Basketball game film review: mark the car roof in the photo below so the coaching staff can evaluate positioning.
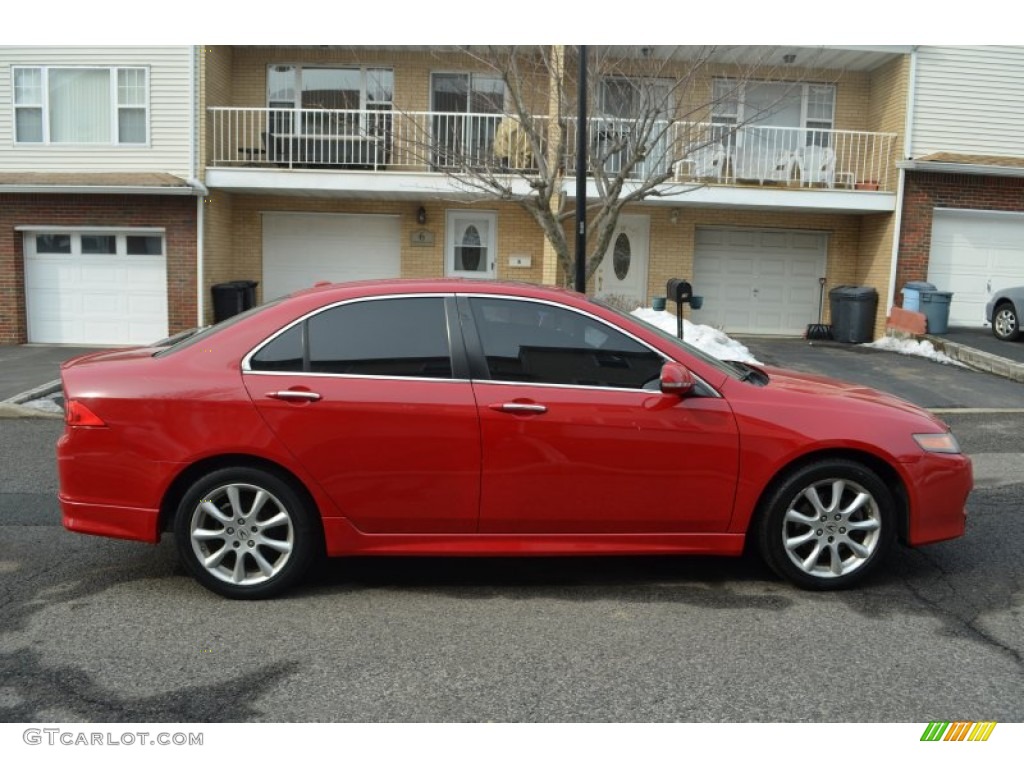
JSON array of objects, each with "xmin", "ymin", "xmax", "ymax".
[{"xmin": 291, "ymin": 277, "xmax": 589, "ymax": 302}]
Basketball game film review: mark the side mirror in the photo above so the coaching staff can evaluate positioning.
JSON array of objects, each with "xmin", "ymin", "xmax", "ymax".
[{"xmin": 659, "ymin": 361, "xmax": 695, "ymax": 396}]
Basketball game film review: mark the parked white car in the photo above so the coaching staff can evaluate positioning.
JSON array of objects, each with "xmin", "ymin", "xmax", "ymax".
[{"xmin": 986, "ymin": 286, "xmax": 1024, "ymax": 341}]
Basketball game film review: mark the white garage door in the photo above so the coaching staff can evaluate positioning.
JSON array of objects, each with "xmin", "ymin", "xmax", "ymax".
[
  {"xmin": 262, "ymin": 212, "xmax": 402, "ymax": 300},
  {"xmin": 692, "ymin": 228, "xmax": 828, "ymax": 335},
  {"xmin": 24, "ymin": 232, "xmax": 168, "ymax": 345},
  {"xmin": 927, "ymin": 209, "xmax": 1024, "ymax": 328}
]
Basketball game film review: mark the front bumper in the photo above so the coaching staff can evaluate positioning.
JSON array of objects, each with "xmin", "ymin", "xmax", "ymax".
[{"xmin": 904, "ymin": 451, "xmax": 973, "ymax": 546}]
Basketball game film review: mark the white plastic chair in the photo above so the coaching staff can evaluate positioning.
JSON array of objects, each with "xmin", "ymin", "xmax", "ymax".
[
  {"xmin": 798, "ymin": 145, "xmax": 836, "ymax": 188},
  {"xmin": 675, "ymin": 142, "xmax": 726, "ymax": 181}
]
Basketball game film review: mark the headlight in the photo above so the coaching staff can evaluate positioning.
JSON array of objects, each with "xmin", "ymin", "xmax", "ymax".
[{"xmin": 913, "ymin": 433, "xmax": 961, "ymax": 454}]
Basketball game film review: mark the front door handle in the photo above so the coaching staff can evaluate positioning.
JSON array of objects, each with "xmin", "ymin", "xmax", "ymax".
[
  {"xmin": 266, "ymin": 390, "xmax": 322, "ymax": 402},
  {"xmin": 489, "ymin": 402, "xmax": 547, "ymax": 414}
]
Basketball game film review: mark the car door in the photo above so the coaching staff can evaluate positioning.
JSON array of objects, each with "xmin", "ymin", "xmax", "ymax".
[
  {"xmin": 461, "ymin": 295, "xmax": 740, "ymax": 534},
  {"xmin": 242, "ymin": 295, "xmax": 480, "ymax": 534}
]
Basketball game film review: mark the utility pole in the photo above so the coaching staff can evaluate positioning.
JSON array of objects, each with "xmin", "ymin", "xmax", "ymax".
[{"xmin": 574, "ymin": 45, "xmax": 587, "ymax": 294}]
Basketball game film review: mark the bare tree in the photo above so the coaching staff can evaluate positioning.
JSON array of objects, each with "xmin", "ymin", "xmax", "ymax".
[{"xmin": 408, "ymin": 45, "xmax": 801, "ymax": 286}]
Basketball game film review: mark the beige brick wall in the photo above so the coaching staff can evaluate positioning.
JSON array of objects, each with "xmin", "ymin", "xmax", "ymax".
[
  {"xmin": 215, "ymin": 46, "xmax": 899, "ymax": 135},
  {"xmin": 210, "ymin": 195, "xmax": 549, "ymax": 304},
  {"xmin": 644, "ymin": 205, "xmax": 895, "ymax": 337}
]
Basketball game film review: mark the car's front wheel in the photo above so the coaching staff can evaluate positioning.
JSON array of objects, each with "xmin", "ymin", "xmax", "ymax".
[
  {"xmin": 992, "ymin": 302, "xmax": 1020, "ymax": 341},
  {"xmin": 758, "ymin": 460, "xmax": 896, "ymax": 590},
  {"xmin": 174, "ymin": 467, "xmax": 319, "ymax": 599}
]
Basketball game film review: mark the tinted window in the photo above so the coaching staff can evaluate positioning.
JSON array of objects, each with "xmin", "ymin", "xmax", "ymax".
[
  {"xmin": 307, "ymin": 298, "xmax": 451, "ymax": 378},
  {"xmin": 469, "ymin": 297, "xmax": 663, "ymax": 389},
  {"xmin": 250, "ymin": 323, "xmax": 304, "ymax": 372}
]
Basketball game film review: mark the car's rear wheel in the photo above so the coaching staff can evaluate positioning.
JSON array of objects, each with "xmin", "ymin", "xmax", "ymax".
[
  {"xmin": 758, "ymin": 460, "xmax": 895, "ymax": 590},
  {"xmin": 174, "ymin": 467, "xmax": 318, "ymax": 599},
  {"xmin": 992, "ymin": 302, "xmax": 1020, "ymax": 341}
]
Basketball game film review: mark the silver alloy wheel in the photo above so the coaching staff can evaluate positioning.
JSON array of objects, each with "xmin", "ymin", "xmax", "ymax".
[
  {"xmin": 993, "ymin": 306, "xmax": 1018, "ymax": 339},
  {"xmin": 189, "ymin": 483, "xmax": 295, "ymax": 586},
  {"xmin": 780, "ymin": 477, "xmax": 882, "ymax": 579}
]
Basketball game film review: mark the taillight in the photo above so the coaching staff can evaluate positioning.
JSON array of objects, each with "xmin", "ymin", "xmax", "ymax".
[{"xmin": 65, "ymin": 400, "xmax": 107, "ymax": 427}]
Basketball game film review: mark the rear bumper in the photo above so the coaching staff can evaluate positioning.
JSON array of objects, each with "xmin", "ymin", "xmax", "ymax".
[
  {"xmin": 60, "ymin": 496, "xmax": 160, "ymax": 544},
  {"xmin": 905, "ymin": 452, "xmax": 973, "ymax": 546}
]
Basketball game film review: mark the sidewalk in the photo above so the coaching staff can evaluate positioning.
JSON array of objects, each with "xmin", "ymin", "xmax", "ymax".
[{"xmin": 0, "ymin": 345, "xmax": 103, "ymax": 418}]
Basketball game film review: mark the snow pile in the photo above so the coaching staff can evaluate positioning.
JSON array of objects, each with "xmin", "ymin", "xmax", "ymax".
[
  {"xmin": 631, "ymin": 308, "xmax": 762, "ymax": 364},
  {"xmin": 864, "ymin": 336, "xmax": 965, "ymax": 366},
  {"xmin": 19, "ymin": 396, "xmax": 64, "ymax": 414}
]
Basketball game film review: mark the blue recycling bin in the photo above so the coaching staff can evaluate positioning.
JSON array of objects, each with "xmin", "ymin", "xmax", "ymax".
[{"xmin": 901, "ymin": 281, "xmax": 936, "ymax": 312}]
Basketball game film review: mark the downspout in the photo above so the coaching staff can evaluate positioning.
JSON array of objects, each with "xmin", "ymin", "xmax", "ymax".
[
  {"xmin": 886, "ymin": 47, "xmax": 918, "ymax": 313},
  {"xmin": 189, "ymin": 45, "xmax": 206, "ymax": 328}
]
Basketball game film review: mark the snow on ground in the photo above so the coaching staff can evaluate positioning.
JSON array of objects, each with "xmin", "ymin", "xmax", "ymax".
[
  {"xmin": 18, "ymin": 396, "xmax": 64, "ymax": 414},
  {"xmin": 864, "ymin": 336, "xmax": 965, "ymax": 366},
  {"xmin": 631, "ymin": 308, "xmax": 762, "ymax": 364}
]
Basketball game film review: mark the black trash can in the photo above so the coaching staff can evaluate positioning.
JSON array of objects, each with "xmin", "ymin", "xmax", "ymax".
[
  {"xmin": 211, "ymin": 280, "xmax": 259, "ymax": 323},
  {"xmin": 829, "ymin": 285, "xmax": 879, "ymax": 343}
]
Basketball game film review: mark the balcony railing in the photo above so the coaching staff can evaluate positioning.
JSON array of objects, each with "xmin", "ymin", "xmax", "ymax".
[{"xmin": 209, "ymin": 107, "xmax": 897, "ymax": 192}]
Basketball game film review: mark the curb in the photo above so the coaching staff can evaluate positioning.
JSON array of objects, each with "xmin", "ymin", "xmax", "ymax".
[
  {"xmin": 0, "ymin": 378, "xmax": 63, "ymax": 420},
  {"xmin": 0, "ymin": 378, "xmax": 61, "ymax": 405},
  {"xmin": 0, "ymin": 402, "xmax": 63, "ymax": 420},
  {"xmin": 922, "ymin": 335, "xmax": 1024, "ymax": 383}
]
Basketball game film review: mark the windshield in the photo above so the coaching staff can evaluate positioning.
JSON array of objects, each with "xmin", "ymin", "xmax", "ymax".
[
  {"xmin": 154, "ymin": 299, "xmax": 285, "ymax": 357},
  {"xmin": 591, "ymin": 298, "xmax": 748, "ymax": 381}
]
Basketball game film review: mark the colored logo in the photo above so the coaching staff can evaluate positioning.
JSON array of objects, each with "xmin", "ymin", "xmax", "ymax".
[{"xmin": 921, "ymin": 721, "xmax": 997, "ymax": 742}]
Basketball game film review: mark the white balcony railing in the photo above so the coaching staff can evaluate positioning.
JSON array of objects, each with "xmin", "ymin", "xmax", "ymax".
[{"xmin": 208, "ymin": 107, "xmax": 897, "ymax": 192}]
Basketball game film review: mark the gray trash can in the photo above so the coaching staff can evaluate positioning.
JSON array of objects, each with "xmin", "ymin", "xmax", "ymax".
[
  {"xmin": 829, "ymin": 285, "xmax": 879, "ymax": 343},
  {"xmin": 919, "ymin": 290, "xmax": 953, "ymax": 334},
  {"xmin": 901, "ymin": 280, "xmax": 936, "ymax": 312}
]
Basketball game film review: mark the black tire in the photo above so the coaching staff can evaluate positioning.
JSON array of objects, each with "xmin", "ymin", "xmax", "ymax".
[
  {"xmin": 991, "ymin": 301, "xmax": 1020, "ymax": 341},
  {"xmin": 757, "ymin": 459, "xmax": 896, "ymax": 590},
  {"xmin": 174, "ymin": 466, "xmax": 319, "ymax": 599}
]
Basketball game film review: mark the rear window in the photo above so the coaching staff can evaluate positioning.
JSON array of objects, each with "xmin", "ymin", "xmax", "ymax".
[{"xmin": 154, "ymin": 299, "xmax": 284, "ymax": 357}]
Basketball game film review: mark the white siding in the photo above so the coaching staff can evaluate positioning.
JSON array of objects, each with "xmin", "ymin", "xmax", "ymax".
[
  {"xmin": 0, "ymin": 46, "xmax": 193, "ymax": 176},
  {"xmin": 911, "ymin": 46, "xmax": 1024, "ymax": 158}
]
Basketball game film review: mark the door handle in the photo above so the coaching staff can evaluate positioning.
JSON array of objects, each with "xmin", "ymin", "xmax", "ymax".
[
  {"xmin": 489, "ymin": 402, "xmax": 547, "ymax": 414},
  {"xmin": 266, "ymin": 390, "xmax": 322, "ymax": 402}
]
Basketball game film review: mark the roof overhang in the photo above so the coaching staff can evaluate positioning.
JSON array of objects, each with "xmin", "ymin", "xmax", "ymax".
[
  {"xmin": 0, "ymin": 172, "xmax": 200, "ymax": 195},
  {"xmin": 899, "ymin": 154, "xmax": 1024, "ymax": 179}
]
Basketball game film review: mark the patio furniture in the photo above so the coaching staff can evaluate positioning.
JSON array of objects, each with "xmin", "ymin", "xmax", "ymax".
[
  {"xmin": 675, "ymin": 142, "xmax": 726, "ymax": 181},
  {"xmin": 797, "ymin": 145, "xmax": 836, "ymax": 188}
]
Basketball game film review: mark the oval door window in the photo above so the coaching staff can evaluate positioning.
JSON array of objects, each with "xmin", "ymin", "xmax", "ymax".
[
  {"xmin": 457, "ymin": 225, "xmax": 483, "ymax": 271},
  {"xmin": 613, "ymin": 232, "xmax": 631, "ymax": 280}
]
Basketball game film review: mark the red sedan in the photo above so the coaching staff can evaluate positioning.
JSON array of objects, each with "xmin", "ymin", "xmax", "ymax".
[{"xmin": 57, "ymin": 279, "xmax": 972, "ymax": 598}]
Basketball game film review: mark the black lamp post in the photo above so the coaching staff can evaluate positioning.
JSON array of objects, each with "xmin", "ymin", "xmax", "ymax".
[{"xmin": 574, "ymin": 45, "xmax": 587, "ymax": 294}]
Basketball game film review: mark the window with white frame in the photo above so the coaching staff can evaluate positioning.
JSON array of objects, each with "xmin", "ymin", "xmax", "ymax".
[
  {"xmin": 597, "ymin": 77, "xmax": 675, "ymax": 176},
  {"xmin": 712, "ymin": 79, "xmax": 835, "ymax": 147},
  {"xmin": 13, "ymin": 66, "xmax": 149, "ymax": 144},
  {"xmin": 430, "ymin": 73, "xmax": 506, "ymax": 167},
  {"xmin": 446, "ymin": 211, "xmax": 496, "ymax": 278},
  {"xmin": 266, "ymin": 65, "xmax": 393, "ymax": 136}
]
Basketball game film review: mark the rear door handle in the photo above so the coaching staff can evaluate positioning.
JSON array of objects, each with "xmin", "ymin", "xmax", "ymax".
[
  {"xmin": 266, "ymin": 390, "xmax": 322, "ymax": 402},
  {"xmin": 489, "ymin": 402, "xmax": 547, "ymax": 414}
]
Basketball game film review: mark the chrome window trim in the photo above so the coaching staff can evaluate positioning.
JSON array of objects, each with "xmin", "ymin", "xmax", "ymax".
[
  {"xmin": 244, "ymin": 370, "xmax": 471, "ymax": 385},
  {"xmin": 241, "ymin": 293, "xmax": 453, "ymax": 373},
  {"xmin": 458, "ymin": 292, "xmax": 723, "ymax": 398}
]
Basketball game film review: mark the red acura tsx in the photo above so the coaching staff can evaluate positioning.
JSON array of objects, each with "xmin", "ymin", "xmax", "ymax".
[{"xmin": 57, "ymin": 279, "xmax": 972, "ymax": 598}]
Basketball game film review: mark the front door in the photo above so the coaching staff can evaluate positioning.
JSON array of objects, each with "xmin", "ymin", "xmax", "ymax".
[
  {"xmin": 464, "ymin": 295, "xmax": 739, "ymax": 534},
  {"xmin": 596, "ymin": 215, "xmax": 649, "ymax": 311},
  {"xmin": 447, "ymin": 211, "xmax": 497, "ymax": 279}
]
